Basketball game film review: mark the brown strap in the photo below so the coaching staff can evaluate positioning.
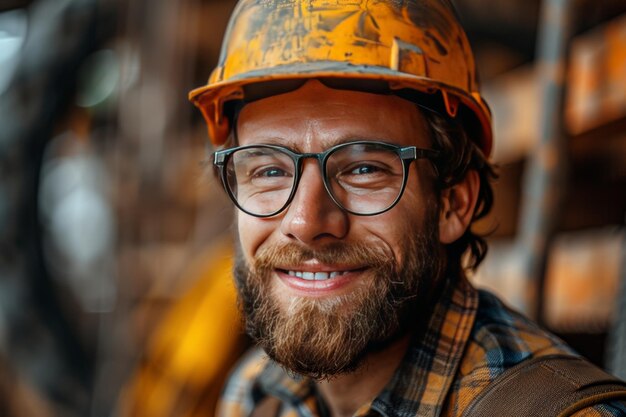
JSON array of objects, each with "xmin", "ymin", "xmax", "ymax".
[
  {"xmin": 250, "ymin": 395, "xmax": 282, "ymax": 417},
  {"xmin": 462, "ymin": 354, "xmax": 626, "ymax": 417}
]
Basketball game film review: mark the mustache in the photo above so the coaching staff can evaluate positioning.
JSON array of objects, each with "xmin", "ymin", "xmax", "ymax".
[{"xmin": 252, "ymin": 241, "xmax": 394, "ymax": 271}]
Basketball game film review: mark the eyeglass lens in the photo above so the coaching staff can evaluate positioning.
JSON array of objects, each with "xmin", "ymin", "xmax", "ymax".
[
  {"xmin": 224, "ymin": 143, "xmax": 405, "ymax": 216},
  {"xmin": 325, "ymin": 143, "xmax": 404, "ymax": 214}
]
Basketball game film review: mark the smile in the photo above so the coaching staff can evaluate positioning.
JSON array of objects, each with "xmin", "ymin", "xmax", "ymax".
[
  {"xmin": 285, "ymin": 270, "xmax": 350, "ymax": 281},
  {"xmin": 276, "ymin": 266, "xmax": 366, "ymax": 295}
]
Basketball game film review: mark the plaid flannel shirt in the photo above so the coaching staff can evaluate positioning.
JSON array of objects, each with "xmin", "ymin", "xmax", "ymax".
[{"xmin": 217, "ymin": 277, "xmax": 626, "ymax": 417}]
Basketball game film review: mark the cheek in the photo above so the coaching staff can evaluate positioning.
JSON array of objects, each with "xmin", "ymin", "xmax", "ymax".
[
  {"xmin": 355, "ymin": 206, "xmax": 420, "ymax": 266},
  {"xmin": 367, "ymin": 178, "xmax": 432, "ymax": 262},
  {"xmin": 402, "ymin": 163, "xmax": 438, "ymax": 224},
  {"xmin": 237, "ymin": 212, "xmax": 275, "ymax": 260}
]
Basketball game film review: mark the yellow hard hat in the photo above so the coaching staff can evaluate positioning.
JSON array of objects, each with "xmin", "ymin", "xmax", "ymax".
[{"xmin": 189, "ymin": 0, "xmax": 493, "ymax": 156}]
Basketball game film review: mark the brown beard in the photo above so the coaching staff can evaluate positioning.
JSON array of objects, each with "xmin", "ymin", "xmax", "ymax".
[{"xmin": 234, "ymin": 216, "xmax": 442, "ymax": 380}]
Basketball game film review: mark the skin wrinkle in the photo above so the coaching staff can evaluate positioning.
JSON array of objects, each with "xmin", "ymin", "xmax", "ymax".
[{"xmin": 237, "ymin": 91, "xmax": 431, "ymax": 155}]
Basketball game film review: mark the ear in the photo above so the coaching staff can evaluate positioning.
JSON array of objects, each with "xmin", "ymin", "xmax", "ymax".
[{"xmin": 439, "ymin": 170, "xmax": 480, "ymax": 244}]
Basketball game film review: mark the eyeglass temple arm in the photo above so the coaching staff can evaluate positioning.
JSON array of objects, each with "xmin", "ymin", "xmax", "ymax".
[
  {"xmin": 403, "ymin": 147, "xmax": 441, "ymax": 178},
  {"xmin": 400, "ymin": 147, "xmax": 440, "ymax": 160}
]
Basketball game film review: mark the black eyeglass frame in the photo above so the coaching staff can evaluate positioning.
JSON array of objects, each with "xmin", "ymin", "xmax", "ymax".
[{"xmin": 213, "ymin": 141, "xmax": 439, "ymax": 218}]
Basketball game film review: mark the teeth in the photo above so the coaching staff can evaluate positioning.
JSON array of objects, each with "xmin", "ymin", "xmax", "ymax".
[
  {"xmin": 287, "ymin": 270, "xmax": 348, "ymax": 280},
  {"xmin": 314, "ymin": 272, "xmax": 328, "ymax": 280}
]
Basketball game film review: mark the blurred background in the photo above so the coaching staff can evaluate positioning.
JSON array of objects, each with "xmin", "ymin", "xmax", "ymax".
[{"xmin": 0, "ymin": 0, "xmax": 624, "ymax": 416}]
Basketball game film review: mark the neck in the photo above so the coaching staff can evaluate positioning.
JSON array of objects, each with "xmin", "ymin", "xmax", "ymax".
[{"xmin": 315, "ymin": 333, "xmax": 411, "ymax": 417}]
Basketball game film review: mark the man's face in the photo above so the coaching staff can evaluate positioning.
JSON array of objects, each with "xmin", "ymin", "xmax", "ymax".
[{"xmin": 233, "ymin": 81, "xmax": 444, "ymax": 379}]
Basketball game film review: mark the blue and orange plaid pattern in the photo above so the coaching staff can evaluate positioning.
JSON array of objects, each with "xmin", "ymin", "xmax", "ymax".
[{"xmin": 217, "ymin": 277, "xmax": 626, "ymax": 417}]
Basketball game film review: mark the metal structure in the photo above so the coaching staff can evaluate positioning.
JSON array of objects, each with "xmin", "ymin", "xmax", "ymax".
[
  {"xmin": 0, "ymin": 1, "xmax": 106, "ymax": 415},
  {"xmin": 516, "ymin": 0, "xmax": 575, "ymax": 319}
]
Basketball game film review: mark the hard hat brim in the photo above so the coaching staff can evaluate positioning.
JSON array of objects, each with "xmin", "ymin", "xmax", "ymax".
[{"xmin": 189, "ymin": 62, "xmax": 492, "ymax": 156}]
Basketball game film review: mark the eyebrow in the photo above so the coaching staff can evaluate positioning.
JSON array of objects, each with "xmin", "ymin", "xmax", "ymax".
[
  {"xmin": 247, "ymin": 136, "xmax": 395, "ymax": 152},
  {"xmin": 249, "ymin": 137, "xmax": 302, "ymax": 151}
]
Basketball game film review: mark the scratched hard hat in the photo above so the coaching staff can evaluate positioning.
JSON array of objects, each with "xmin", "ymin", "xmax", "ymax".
[{"xmin": 189, "ymin": 0, "xmax": 493, "ymax": 156}]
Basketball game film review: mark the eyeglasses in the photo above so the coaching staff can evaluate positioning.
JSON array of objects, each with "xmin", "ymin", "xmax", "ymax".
[{"xmin": 213, "ymin": 141, "xmax": 439, "ymax": 217}]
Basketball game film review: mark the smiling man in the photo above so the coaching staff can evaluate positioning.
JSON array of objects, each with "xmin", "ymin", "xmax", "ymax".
[
  {"xmin": 231, "ymin": 83, "xmax": 446, "ymax": 384},
  {"xmin": 189, "ymin": 1, "xmax": 626, "ymax": 416}
]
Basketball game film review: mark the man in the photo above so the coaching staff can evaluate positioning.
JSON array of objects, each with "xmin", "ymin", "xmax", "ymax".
[{"xmin": 189, "ymin": 1, "xmax": 626, "ymax": 416}]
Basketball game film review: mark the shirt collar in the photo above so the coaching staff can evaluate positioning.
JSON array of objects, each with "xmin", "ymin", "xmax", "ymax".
[
  {"xmin": 370, "ymin": 276, "xmax": 478, "ymax": 417},
  {"xmin": 254, "ymin": 276, "xmax": 479, "ymax": 417}
]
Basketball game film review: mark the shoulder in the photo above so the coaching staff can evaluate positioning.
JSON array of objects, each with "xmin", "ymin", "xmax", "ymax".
[
  {"xmin": 463, "ymin": 289, "xmax": 574, "ymax": 372},
  {"xmin": 450, "ymin": 351, "xmax": 626, "ymax": 416},
  {"xmin": 216, "ymin": 347, "xmax": 270, "ymax": 417},
  {"xmin": 446, "ymin": 289, "xmax": 626, "ymax": 416},
  {"xmin": 446, "ymin": 289, "xmax": 576, "ymax": 415}
]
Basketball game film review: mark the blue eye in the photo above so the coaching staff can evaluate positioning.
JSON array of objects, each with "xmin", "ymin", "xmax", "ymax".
[
  {"xmin": 350, "ymin": 165, "xmax": 381, "ymax": 175},
  {"xmin": 258, "ymin": 167, "xmax": 289, "ymax": 177}
]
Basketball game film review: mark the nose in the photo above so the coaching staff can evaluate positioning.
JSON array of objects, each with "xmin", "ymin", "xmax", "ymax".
[{"xmin": 280, "ymin": 160, "xmax": 349, "ymax": 245}]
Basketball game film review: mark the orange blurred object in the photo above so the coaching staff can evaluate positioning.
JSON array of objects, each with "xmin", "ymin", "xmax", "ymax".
[
  {"xmin": 118, "ymin": 241, "xmax": 245, "ymax": 417},
  {"xmin": 566, "ymin": 13, "xmax": 626, "ymax": 135}
]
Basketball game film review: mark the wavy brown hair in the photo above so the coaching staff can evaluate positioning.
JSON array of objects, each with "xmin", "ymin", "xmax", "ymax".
[{"xmin": 424, "ymin": 111, "xmax": 498, "ymax": 273}]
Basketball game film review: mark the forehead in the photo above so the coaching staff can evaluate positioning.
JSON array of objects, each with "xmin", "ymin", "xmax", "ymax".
[{"xmin": 236, "ymin": 80, "xmax": 431, "ymax": 151}]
